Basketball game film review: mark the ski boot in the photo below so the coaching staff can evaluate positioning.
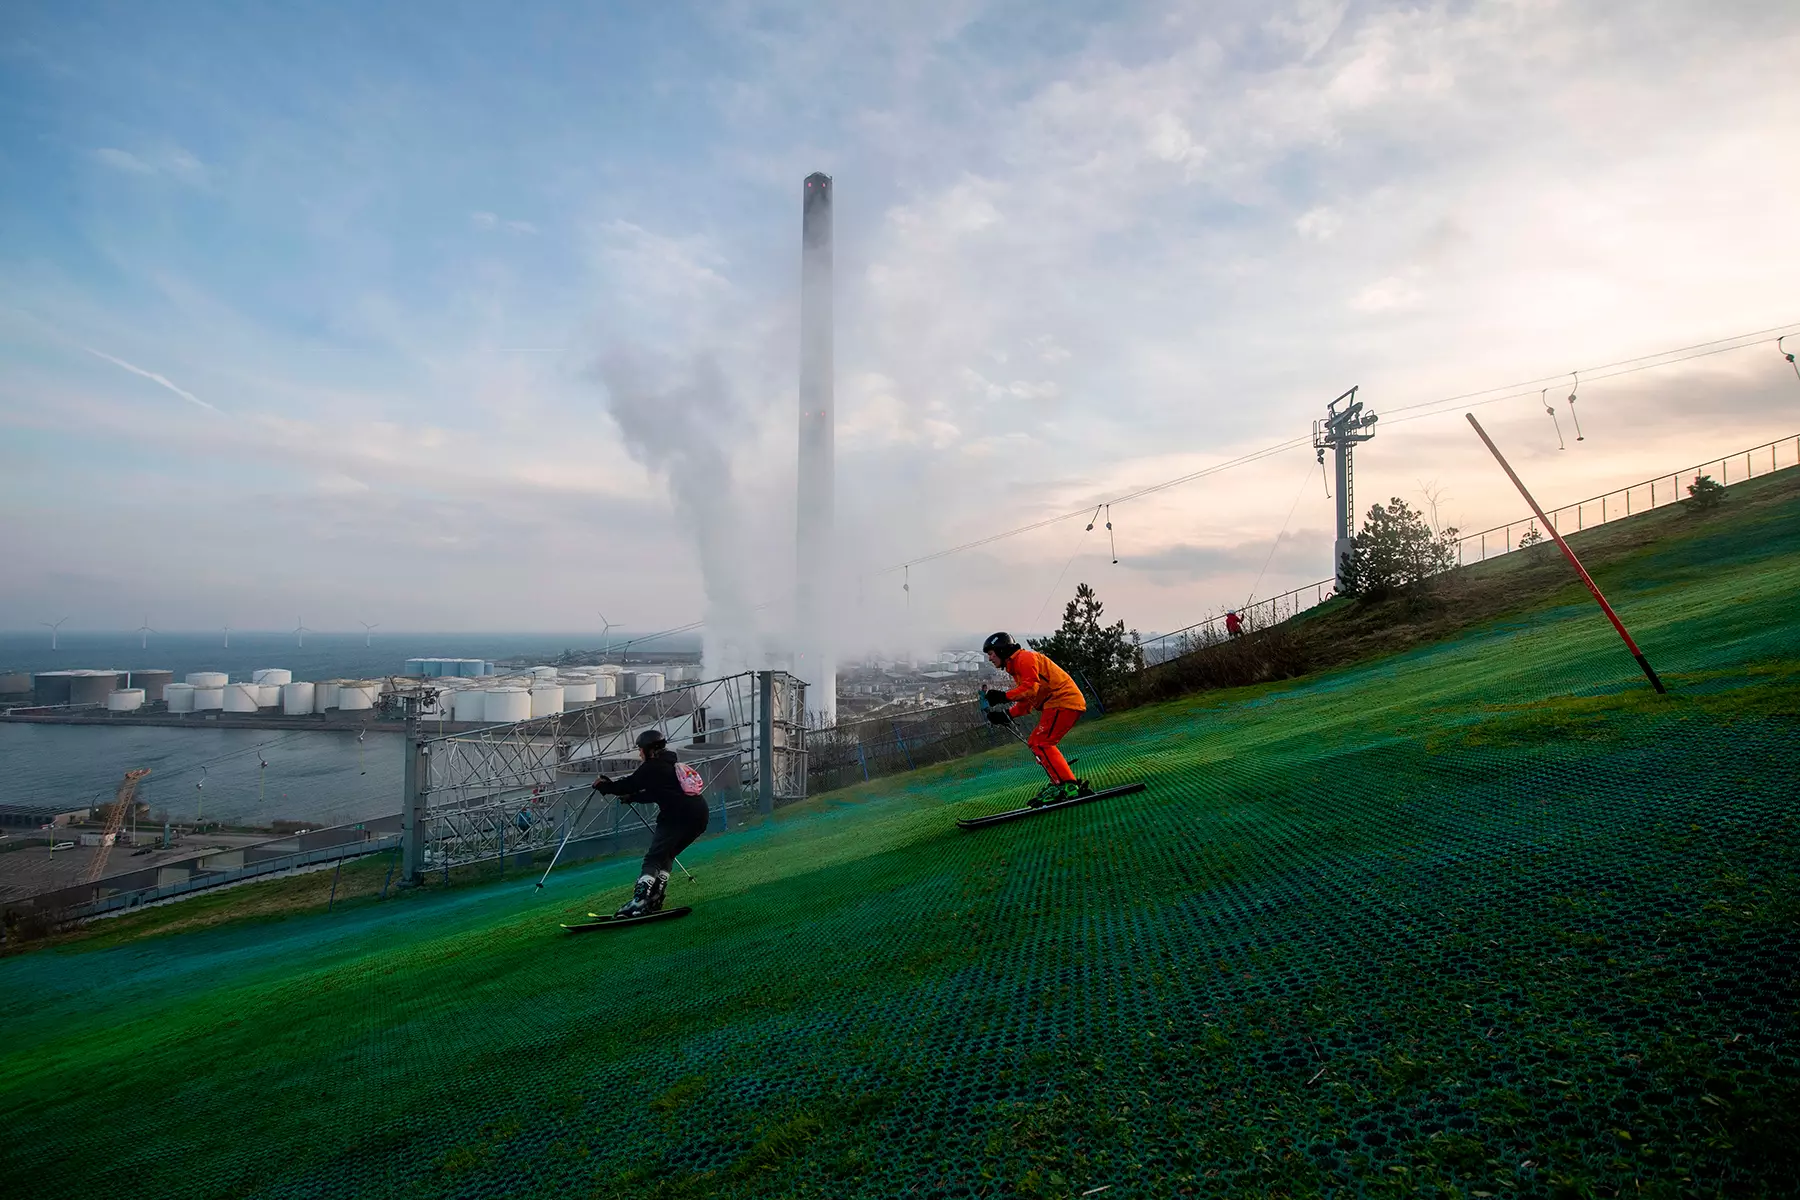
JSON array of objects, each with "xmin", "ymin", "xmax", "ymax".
[
  {"xmin": 644, "ymin": 870, "xmax": 670, "ymax": 914},
  {"xmin": 614, "ymin": 873, "xmax": 658, "ymax": 918},
  {"xmin": 1025, "ymin": 782, "xmax": 1065, "ymax": 809},
  {"xmin": 1061, "ymin": 779, "xmax": 1096, "ymax": 800}
]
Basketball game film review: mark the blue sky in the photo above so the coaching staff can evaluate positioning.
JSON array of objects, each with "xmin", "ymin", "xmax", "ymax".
[{"xmin": 3, "ymin": 1, "xmax": 1797, "ymax": 650}]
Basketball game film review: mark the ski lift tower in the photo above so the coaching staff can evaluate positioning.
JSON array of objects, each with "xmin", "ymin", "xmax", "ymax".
[{"xmin": 1313, "ymin": 386, "xmax": 1379, "ymax": 592}]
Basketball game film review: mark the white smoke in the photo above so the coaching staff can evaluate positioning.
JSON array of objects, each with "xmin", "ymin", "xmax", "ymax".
[{"xmin": 590, "ymin": 349, "xmax": 766, "ymax": 680}]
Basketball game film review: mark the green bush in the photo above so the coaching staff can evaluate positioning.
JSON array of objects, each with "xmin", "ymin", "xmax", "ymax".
[
  {"xmin": 1340, "ymin": 497, "xmax": 1459, "ymax": 598},
  {"xmin": 1685, "ymin": 473, "xmax": 1726, "ymax": 513}
]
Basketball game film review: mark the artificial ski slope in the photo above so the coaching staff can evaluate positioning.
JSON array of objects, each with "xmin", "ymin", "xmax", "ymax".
[{"xmin": 2, "ymin": 472, "xmax": 1798, "ymax": 1199}]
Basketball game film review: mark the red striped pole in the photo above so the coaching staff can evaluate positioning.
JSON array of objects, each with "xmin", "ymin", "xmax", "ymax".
[{"xmin": 1466, "ymin": 414, "xmax": 1666, "ymax": 693}]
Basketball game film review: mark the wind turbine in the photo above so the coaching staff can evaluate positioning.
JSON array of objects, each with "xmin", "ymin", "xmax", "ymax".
[
  {"xmin": 222, "ymin": 623, "xmax": 231, "ymax": 649},
  {"xmin": 597, "ymin": 611, "xmax": 618, "ymax": 661},
  {"xmin": 360, "ymin": 620, "xmax": 379, "ymax": 647},
  {"xmin": 294, "ymin": 617, "xmax": 311, "ymax": 648},
  {"xmin": 136, "ymin": 616, "xmax": 156, "ymax": 650},
  {"xmin": 42, "ymin": 617, "xmax": 67, "ymax": 650}
]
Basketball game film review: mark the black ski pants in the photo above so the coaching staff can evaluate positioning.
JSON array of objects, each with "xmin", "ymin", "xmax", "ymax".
[{"xmin": 641, "ymin": 806, "xmax": 707, "ymax": 876}]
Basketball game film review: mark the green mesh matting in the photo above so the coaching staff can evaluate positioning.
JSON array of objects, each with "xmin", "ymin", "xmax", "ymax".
[{"xmin": 2, "ymin": 480, "xmax": 1797, "ymax": 1199}]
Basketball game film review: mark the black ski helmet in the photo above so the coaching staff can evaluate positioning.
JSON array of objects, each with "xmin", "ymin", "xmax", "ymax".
[
  {"xmin": 982, "ymin": 631, "xmax": 1019, "ymax": 659},
  {"xmin": 636, "ymin": 729, "xmax": 667, "ymax": 752}
]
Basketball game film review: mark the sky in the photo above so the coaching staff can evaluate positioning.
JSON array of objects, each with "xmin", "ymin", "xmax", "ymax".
[{"xmin": 2, "ymin": 0, "xmax": 1797, "ymax": 655}]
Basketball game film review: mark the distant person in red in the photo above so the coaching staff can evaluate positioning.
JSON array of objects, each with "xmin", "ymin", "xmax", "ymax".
[
  {"xmin": 982, "ymin": 632, "xmax": 1091, "ymax": 806},
  {"xmin": 1225, "ymin": 611, "xmax": 1244, "ymax": 638}
]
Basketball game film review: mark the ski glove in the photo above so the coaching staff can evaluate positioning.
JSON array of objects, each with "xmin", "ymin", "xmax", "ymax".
[
  {"xmin": 591, "ymin": 775, "xmax": 611, "ymax": 790},
  {"xmin": 986, "ymin": 708, "xmax": 1013, "ymax": 726},
  {"xmin": 983, "ymin": 689, "xmax": 1009, "ymax": 708}
]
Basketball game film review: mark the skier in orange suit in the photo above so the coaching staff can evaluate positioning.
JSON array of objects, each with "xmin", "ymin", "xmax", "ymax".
[{"xmin": 982, "ymin": 631, "xmax": 1091, "ymax": 806}]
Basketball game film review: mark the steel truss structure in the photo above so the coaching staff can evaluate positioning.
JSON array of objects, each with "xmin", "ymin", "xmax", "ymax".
[{"xmin": 403, "ymin": 671, "xmax": 807, "ymax": 876}]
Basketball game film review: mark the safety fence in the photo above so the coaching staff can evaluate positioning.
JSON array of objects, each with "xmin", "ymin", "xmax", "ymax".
[
  {"xmin": 1142, "ymin": 431, "xmax": 1800, "ymax": 662},
  {"xmin": 807, "ymin": 699, "xmax": 1000, "ymax": 794},
  {"xmin": 402, "ymin": 671, "xmax": 808, "ymax": 878}
]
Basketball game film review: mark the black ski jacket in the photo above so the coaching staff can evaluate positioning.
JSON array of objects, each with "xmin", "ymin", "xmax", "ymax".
[{"xmin": 594, "ymin": 749, "xmax": 707, "ymax": 823}]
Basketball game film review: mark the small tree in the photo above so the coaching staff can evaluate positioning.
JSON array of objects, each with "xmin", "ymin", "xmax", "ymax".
[
  {"xmin": 1517, "ymin": 523, "xmax": 1545, "ymax": 548},
  {"xmin": 1685, "ymin": 473, "xmax": 1725, "ymax": 513},
  {"xmin": 1030, "ymin": 582, "xmax": 1144, "ymax": 698},
  {"xmin": 1339, "ymin": 497, "xmax": 1459, "ymax": 599}
]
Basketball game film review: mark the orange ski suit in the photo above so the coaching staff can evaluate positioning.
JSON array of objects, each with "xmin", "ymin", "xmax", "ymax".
[{"xmin": 1001, "ymin": 648, "xmax": 1087, "ymax": 784}]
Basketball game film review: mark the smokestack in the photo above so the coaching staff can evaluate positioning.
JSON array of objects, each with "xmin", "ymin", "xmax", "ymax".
[{"xmin": 797, "ymin": 172, "xmax": 835, "ymax": 722}]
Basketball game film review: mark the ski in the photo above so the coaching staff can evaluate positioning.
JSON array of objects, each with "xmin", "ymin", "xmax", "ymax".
[
  {"xmin": 561, "ymin": 906, "xmax": 692, "ymax": 932},
  {"xmin": 955, "ymin": 782, "xmax": 1145, "ymax": 830}
]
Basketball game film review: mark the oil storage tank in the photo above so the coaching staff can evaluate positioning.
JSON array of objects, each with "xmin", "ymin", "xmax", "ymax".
[
  {"xmin": 128, "ymin": 670, "xmax": 175, "ymax": 701},
  {"xmin": 529, "ymin": 683, "xmax": 564, "ymax": 717},
  {"xmin": 32, "ymin": 671, "xmax": 77, "ymax": 706},
  {"xmin": 70, "ymin": 671, "xmax": 128, "ymax": 706},
  {"xmin": 337, "ymin": 683, "xmax": 378, "ymax": 711},
  {"xmin": 451, "ymin": 688, "xmax": 485, "ymax": 722},
  {"xmin": 313, "ymin": 681, "xmax": 341, "ymax": 713},
  {"xmin": 252, "ymin": 668, "xmax": 292, "ymax": 686},
  {"xmin": 107, "ymin": 688, "xmax": 146, "ymax": 712},
  {"xmin": 562, "ymin": 678, "xmax": 598, "ymax": 704},
  {"xmin": 633, "ymin": 672, "xmax": 666, "ymax": 696},
  {"xmin": 194, "ymin": 686, "xmax": 225, "ymax": 711},
  {"xmin": 282, "ymin": 682, "xmax": 316, "ymax": 715},
  {"xmin": 224, "ymin": 682, "xmax": 261, "ymax": 712},
  {"xmin": 165, "ymin": 683, "xmax": 196, "ymax": 713},
  {"xmin": 483, "ymin": 687, "xmax": 530, "ymax": 723},
  {"xmin": 187, "ymin": 671, "xmax": 228, "ymax": 688}
]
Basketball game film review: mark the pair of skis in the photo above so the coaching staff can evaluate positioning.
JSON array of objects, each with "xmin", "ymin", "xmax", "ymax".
[
  {"xmin": 955, "ymin": 781, "xmax": 1145, "ymax": 829},
  {"xmin": 562, "ymin": 906, "xmax": 692, "ymax": 933}
]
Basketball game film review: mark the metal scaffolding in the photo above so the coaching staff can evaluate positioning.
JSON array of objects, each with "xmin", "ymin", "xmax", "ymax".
[{"xmin": 400, "ymin": 671, "xmax": 807, "ymax": 879}]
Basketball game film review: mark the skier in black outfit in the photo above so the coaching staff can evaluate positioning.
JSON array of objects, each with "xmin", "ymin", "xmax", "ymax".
[{"xmin": 592, "ymin": 729, "xmax": 707, "ymax": 917}]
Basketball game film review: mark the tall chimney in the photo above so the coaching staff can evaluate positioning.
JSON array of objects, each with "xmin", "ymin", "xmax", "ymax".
[{"xmin": 797, "ymin": 172, "xmax": 835, "ymax": 721}]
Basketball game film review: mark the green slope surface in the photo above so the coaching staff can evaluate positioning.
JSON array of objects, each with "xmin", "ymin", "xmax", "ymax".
[{"xmin": 3, "ymin": 482, "xmax": 1798, "ymax": 1199}]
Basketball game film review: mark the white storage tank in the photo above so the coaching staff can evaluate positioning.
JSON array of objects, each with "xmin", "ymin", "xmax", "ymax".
[
  {"xmin": 252, "ymin": 668, "xmax": 292, "ymax": 686},
  {"xmin": 107, "ymin": 688, "xmax": 146, "ymax": 712},
  {"xmin": 337, "ymin": 683, "xmax": 378, "ymax": 711},
  {"xmin": 484, "ymin": 687, "xmax": 530, "ymax": 723},
  {"xmin": 187, "ymin": 671, "xmax": 228, "ymax": 688},
  {"xmin": 529, "ymin": 683, "xmax": 564, "ymax": 717},
  {"xmin": 634, "ymin": 672, "xmax": 666, "ymax": 695},
  {"xmin": 257, "ymin": 683, "xmax": 281, "ymax": 707},
  {"xmin": 313, "ymin": 681, "xmax": 340, "ymax": 713},
  {"xmin": 165, "ymin": 683, "xmax": 196, "ymax": 713},
  {"xmin": 562, "ymin": 679, "xmax": 598, "ymax": 703},
  {"xmin": 451, "ymin": 689, "xmax": 485, "ymax": 722},
  {"xmin": 528, "ymin": 665, "xmax": 559, "ymax": 680},
  {"xmin": 594, "ymin": 674, "xmax": 618, "ymax": 698},
  {"xmin": 194, "ymin": 686, "xmax": 225, "ymax": 711},
  {"xmin": 281, "ymin": 681, "xmax": 316, "ymax": 715},
  {"xmin": 224, "ymin": 682, "xmax": 261, "ymax": 712}
]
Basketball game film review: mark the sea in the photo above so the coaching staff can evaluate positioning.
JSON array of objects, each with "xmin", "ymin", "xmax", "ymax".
[{"xmin": 0, "ymin": 630, "xmax": 700, "ymax": 830}]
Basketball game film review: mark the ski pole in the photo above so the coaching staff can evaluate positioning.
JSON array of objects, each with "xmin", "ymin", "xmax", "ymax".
[
  {"xmin": 535, "ymin": 788, "xmax": 600, "ymax": 892},
  {"xmin": 625, "ymin": 803, "xmax": 693, "ymax": 881}
]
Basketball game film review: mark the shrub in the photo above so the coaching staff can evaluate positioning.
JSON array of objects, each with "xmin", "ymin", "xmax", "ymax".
[
  {"xmin": 1340, "ymin": 497, "xmax": 1460, "ymax": 599},
  {"xmin": 1685, "ymin": 473, "xmax": 1725, "ymax": 513},
  {"xmin": 1518, "ymin": 524, "xmax": 1545, "ymax": 548}
]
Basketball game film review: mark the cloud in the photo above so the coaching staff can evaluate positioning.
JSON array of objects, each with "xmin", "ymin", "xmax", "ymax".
[
  {"xmin": 93, "ymin": 145, "xmax": 209, "ymax": 185},
  {"xmin": 83, "ymin": 348, "xmax": 221, "ymax": 413},
  {"xmin": 470, "ymin": 211, "xmax": 538, "ymax": 234}
]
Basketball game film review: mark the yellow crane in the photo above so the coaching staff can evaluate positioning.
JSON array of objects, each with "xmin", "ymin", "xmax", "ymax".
[{"xmin": 83, "ymin": 768, "xmax": 150, "ymax": 884}]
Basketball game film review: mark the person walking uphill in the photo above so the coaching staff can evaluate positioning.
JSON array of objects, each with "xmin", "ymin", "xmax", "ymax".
[
  {"xmin": 592, "ymin": 729, "xmax": 708, "ymax": 917},
  {"xmin": 982, "ymin": 631, "xmax": 1092, "ymax": 807}
]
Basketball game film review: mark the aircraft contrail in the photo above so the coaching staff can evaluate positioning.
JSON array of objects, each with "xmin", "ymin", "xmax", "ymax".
[{"xmin": 85, "ymin": 347, "xmax": 221, "ymax": 413}]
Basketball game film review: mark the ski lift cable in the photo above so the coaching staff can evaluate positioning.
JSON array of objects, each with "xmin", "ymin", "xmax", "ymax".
[
  {"xmin": 1244, "ymin": 450, "xmax": 1321, "ymax": 609},
  {"xmin": 1026, "ymin": 508, "xmax": 1100, "ymax": 634},
  {"xmin": 873, "ymin": 322, "xmax": 1800, "ymax": 580}
]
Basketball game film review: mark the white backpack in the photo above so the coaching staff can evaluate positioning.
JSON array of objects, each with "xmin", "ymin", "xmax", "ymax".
[{"xmin": 674, "ymin": 761, "xmax": 706, "ymax": 797}]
